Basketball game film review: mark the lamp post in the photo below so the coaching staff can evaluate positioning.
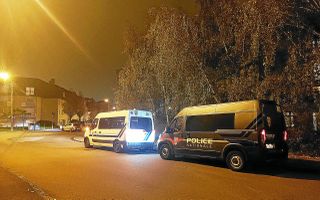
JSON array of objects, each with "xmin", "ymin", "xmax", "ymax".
[
  {"xmin": 0, "ymin": 72, "xmax": 13, "ymax": 131},
  {"xmin": 104, "ymin": 98, "xmax": 109, "ymax": 112}
]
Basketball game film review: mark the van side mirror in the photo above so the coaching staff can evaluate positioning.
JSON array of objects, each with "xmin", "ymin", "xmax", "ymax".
[{"xmin": 165, "ymin": 126, "xmax": 173, "ymax": 134}]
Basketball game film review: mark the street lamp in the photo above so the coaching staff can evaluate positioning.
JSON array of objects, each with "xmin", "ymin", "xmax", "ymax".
[
  {"xmin": 104, "ymin": 98, "xmax": 109, "ymax": 112},
  {"xmin": 0, "ymin": 72, "xmax": 13, "ymax": 131},
  {"xmin": 0, "ymin": 72, "xmax": 10, "ymax": 81}
]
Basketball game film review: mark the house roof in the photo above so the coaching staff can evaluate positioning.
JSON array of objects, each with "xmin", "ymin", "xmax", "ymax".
[{"xmin": 0, "ymin": 77, "xmax": 78, "ymax": 99}]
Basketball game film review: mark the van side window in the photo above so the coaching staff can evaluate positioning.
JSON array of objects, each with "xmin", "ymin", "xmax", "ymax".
[
  {"xmin": 186, "ymin": 114, "xmax": 234, "ymax": 132},
  {"xmin": 98, "ymin": 117, "xmax": 125, "ymax": 129},
  {"xmin": 169, "ymin": 117, "xmax": 183, "ymax": 132}
]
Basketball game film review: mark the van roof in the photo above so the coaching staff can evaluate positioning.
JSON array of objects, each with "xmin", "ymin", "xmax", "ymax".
[
  {"xmin": 95, "ymin": 109, "xmax": 152, "ymax": 118},
  {"xmin": 176, "ymin": 100, "xmax": 261, "ymax": 117}
]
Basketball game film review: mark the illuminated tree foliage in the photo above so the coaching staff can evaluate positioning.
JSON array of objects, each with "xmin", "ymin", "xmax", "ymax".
[
  {"xmin": 116, "ymin": 0, "xmax": 320, "ymax": 142},
  {"xmin": 117, "ymin": 8, "xmax": 216, "ymax": 127}
]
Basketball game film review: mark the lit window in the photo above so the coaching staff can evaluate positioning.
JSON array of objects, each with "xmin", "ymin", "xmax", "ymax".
[
  {"xmin": 26, "ymin": 87, "xmax": 35, "ymax": 96},
  {"xmin": 26, "ymin": 87, "xmax": 30, "ymax": 95}
]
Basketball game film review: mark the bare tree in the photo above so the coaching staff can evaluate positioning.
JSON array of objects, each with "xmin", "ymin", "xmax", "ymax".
[{"xmin": 116, "ymin": 8, "xmax": 216, "ymax": 126}]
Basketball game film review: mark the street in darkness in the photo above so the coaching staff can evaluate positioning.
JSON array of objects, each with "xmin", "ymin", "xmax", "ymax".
[{"xmin": 0, "ymin": 131, "xmax": 319, "ymax": 200}]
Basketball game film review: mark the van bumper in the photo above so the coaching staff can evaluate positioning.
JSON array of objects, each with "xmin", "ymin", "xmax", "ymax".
[
  {"xmin": 126, "ymin": 142, "xmax": 155, "ymax": 151},
  {"xmin": 246, "ymin": 144, "xmax": 288, "ymax": 161}
]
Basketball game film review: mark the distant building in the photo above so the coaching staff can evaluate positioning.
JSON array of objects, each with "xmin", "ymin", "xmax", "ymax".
[{"xmin": 0, "ymin": 77, "xmax": 83, "ymax": 128}]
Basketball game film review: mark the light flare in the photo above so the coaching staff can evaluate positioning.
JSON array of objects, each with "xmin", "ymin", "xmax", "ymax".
[
  {"xmin": 0, "ymin": 72, "xmax": 10, "ymax": 81},
  {"xmin": 33, "ymin": 0, "xmax": 95, "ymax": 64}
]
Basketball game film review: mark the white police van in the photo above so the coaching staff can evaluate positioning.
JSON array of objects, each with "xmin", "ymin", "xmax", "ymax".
[{"xmin": 84, "ymin": 110, "xmax": 155, "ymax": 152}]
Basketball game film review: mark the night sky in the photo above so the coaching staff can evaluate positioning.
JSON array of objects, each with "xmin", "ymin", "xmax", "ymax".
[{"xmin": 0, "ymin": 0, "xmax": 198, "ymax": 100}]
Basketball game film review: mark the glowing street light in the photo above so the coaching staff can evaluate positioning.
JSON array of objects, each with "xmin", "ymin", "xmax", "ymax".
[
  {"xmin": 104, "ymin": 98, "xmax": 110, "ymax": 112},
  {"xmin": 0, "ymin": 71, "xmax": 13, "ymax": 131},
  {"xmin": 0, "ymin": 72, "xmax": 10, "ymax": 81}
]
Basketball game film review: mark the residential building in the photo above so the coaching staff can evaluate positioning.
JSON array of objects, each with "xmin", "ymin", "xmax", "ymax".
[{"xmin": 0, "ymin": 77, "xmax": 83, "ymax": 128}]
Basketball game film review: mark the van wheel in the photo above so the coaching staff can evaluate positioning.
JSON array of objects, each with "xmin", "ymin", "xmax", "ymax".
[
  {"xmin": 122, "ymin": 143, "xmax": 129, "ymax": 153},
  {"xmin": 226, "ymin": 151, "xmax": 246, "ymax": 171},
  {"xmin": 84, "ymin": 137, "xmax": 92, "ymax": 148},
  {"xmin": 159, "ymin": 144, "xmax": 174, "ymax": 160},
  {"xmin": 113, "ymin": 141, "xmax": 123, "ymax": 153}
]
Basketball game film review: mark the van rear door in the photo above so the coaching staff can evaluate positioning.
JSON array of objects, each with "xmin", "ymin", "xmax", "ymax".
[
  {"xmin": 260, "ymin": 101, "xmax": 286, "ymax": 149},
  {"xmin": 129, "ymin": 117, "xmax": 153, "ymax": 142}
]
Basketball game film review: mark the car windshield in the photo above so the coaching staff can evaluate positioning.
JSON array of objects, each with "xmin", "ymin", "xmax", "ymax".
[{"xmin": 130, "ymin": 117, "xmax": 152, "ymax": 132}]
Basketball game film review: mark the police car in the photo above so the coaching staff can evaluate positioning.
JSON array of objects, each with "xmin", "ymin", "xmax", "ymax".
[{"xmin": 157, "ymin": 100, "xmax": 288, "ymax": 171}]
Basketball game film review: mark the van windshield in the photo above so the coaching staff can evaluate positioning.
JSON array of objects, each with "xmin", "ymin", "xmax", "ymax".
[
  {"xmin": 262, "ymin": 102, "xmax": 285, "ymax": 132},
  {"xmin": 130, "ymin": 117, "xmax": 152, "ymax": 133}
]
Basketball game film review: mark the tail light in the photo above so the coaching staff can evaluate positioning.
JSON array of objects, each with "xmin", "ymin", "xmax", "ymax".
[
  {"xmin": 260, "ymin": 129, "xmax": 266, "ymax": 144},
  {"xmin": 283, "ymin": 130, "xmax": 288, "ymax": 141}
]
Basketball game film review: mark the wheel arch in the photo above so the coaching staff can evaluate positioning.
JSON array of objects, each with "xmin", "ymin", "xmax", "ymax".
[
  {"xmin": 113, "ymin": 139, "xmax": 121, "ymax": 146},
  {"xmin": 157, "ymin": 140, "xmax": 174, "ymax": 153},
  {"xmin": 84, "ymin": 136, "xmax": 93, "ymax": 148},
  {"xmin": 222, "ymin": 143, "xmax": 248, "ymax": 161},
  {"xmin": 84, "ymin": 136, "xmax": 90, "ymax": 142}
]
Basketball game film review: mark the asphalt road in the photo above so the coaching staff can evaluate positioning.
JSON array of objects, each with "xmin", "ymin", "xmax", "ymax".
[{"xmin": 0, "ymin": 131, "xmax": 319, "ymax": 200}]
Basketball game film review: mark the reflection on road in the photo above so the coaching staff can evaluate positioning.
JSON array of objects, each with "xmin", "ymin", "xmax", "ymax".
[{"xmin": 0, "ymin": 132, "xmax": 319, "ymax": 200}]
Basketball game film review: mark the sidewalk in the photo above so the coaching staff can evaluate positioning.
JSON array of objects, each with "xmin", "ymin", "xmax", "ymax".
[{"xmin": 0, "ymin": 167, "xmax": 41, "ymax": 200}]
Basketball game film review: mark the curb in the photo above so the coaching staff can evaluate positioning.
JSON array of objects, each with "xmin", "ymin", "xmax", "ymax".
[
  {"xmin": 284, "ymin": 158, "xmax": 320, "ymax": 173},
  {"xmin": 0, "ymin": 165, "xmax": 56, "ymax": 200},
  {"xmin": 71, "ymin": 137, "xmax": 83, "ymax": 143}
]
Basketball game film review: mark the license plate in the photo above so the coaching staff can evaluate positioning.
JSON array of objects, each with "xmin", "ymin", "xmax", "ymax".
[{"xmin": 266, "ymin": 144, "xmax": 275, "ymax": 149}]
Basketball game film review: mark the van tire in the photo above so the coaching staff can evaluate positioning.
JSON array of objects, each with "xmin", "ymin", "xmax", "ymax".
[
  {"xmin": 226, "ymin": 151, "xmax": 246, "ymax": 171},
  {"xmin": 113, "ymin": 141, "xmax": 123, "ymax": 153},
  {"xmin": 122, "ymin": 143, "xmax": 129, "ymax": 153},
  {"xmin": 159, "ymin": 143, "xmax": 174, "ymax": 160},
  {"xmin": 84, "ymin": 137, "xmax": 92, "ymax": 148}
]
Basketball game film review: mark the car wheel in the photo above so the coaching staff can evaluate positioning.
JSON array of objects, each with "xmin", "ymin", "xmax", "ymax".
[
  {"xmin": 84, "ymin": 137, "xmax": 92, "ymax": 148},
  {"xmin": 113, "ymin": 141, "xmax": 123, "ymax": 153},
  {"xmin": 159, "ymin": 143, "xmax": 174, "ymax": 160},
  {"xmin": 226, "ymin": 151, "xmax": 246, "ymax": 171}
]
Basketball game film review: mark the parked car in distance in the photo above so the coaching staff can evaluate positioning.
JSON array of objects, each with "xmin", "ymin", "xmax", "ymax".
[
  {"xmin": 29, "ymin": 120, "xmax": 59, "ymax": 130},
  {"xmin": 62, "ymin": 123, "xmax": 77, "ymax": 132}
]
